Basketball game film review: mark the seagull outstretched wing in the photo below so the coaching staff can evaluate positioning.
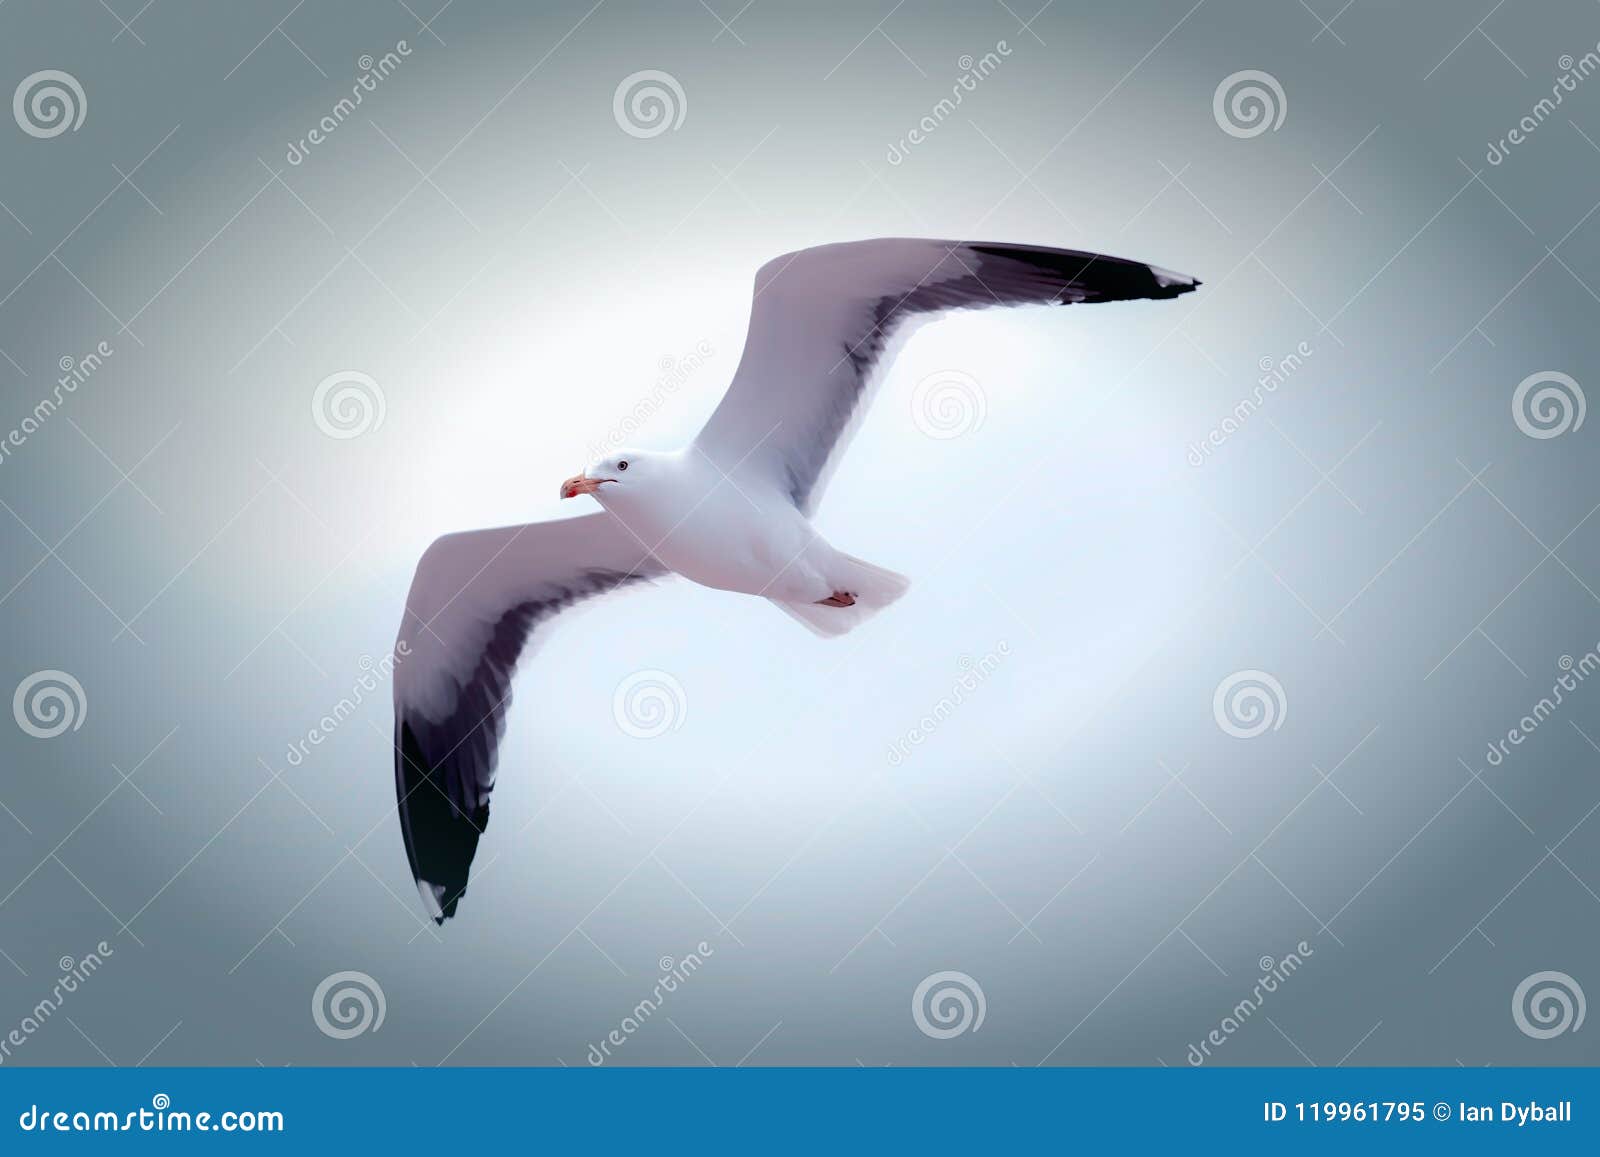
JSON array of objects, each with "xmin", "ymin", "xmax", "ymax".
[
  {"xmin": 392, "ymin": 514, "xmax": 664, "ymax": 922},
  {"xmin": 694, "ymin": 238, "xmax": 1198, "ymax": 513}
]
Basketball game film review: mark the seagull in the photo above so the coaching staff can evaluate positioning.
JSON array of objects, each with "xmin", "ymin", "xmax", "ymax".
[{"xmin": 393, "ymin": 238, "xmax": 1198, "ymax": 921}]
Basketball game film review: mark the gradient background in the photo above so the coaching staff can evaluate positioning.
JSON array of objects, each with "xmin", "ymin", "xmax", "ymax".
[{"xmin": 1, "ymin": 0, "xmax": 1598, "ymax": 1067}]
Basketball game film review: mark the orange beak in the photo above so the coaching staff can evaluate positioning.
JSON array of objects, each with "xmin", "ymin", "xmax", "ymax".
[{"xmin": 560, "ymin": 472, "xmax": 604, "ymax": 500}]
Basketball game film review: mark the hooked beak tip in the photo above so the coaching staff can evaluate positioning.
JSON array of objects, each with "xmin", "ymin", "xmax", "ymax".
[{"xmin": 560, "ymin": 472, "xmax": 597, "ymax": 500}]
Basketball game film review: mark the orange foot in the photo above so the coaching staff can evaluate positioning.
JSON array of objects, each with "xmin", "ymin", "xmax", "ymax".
[{"xmin": 816, "ymin": 591, "xmax": 856, "ymax": 607}]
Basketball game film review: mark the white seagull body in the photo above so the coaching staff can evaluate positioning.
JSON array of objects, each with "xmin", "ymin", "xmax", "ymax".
[{"xmin": 392, "ymin": 238, "xmax": 1198, "ymax": 921}]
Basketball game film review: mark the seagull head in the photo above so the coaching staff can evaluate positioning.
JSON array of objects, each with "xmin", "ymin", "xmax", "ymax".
[{"xmin": 560, "ymin": 449, "xmax": 649, "ymax": 502}]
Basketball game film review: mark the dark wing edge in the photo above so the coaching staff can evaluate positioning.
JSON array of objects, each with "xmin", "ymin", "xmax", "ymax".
[
  {"xmin": 392, "ymin": 519, "xmax": 662, "ymax": 924},
  {"xmin": 705, "ymin": 238, "xmax": 1200, "ymax": 516}
]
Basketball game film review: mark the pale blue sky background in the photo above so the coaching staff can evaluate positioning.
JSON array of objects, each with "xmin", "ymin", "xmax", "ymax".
[{"xmin": 0, "ymin": 0, "xmax": 1597, "ymax": 1066}]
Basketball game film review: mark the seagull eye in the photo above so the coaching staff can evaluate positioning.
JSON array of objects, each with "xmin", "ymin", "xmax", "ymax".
[{"xmin": 617, "ymin": 460, "xmax": 628, "ymax": 471}]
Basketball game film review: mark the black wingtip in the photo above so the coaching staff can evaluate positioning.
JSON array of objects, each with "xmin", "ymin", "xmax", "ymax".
[{"xmin": 397, "ymin": 720, "xmax": 488, "ymax": 925}]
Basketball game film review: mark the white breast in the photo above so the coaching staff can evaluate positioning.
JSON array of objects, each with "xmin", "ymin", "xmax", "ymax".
[{"xmin": 597, "ymin": 455, "xmax": 827, "ymax": 601}]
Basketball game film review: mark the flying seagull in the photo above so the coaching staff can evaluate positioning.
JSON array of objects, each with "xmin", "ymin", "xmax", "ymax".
[{"xmin": 393, "ymin": 238, "xmax": 1198, "ymax": 921}]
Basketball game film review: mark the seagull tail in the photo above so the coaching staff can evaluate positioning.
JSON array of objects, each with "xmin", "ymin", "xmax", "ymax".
[{"xmin": 771, "ymin": 552, "xmax": 910, "ymax": 638}]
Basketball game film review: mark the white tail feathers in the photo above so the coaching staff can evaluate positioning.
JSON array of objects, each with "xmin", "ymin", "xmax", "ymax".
[{"xmin": 771, "ymin": 552, "xmax": 910, "ymax": 638}]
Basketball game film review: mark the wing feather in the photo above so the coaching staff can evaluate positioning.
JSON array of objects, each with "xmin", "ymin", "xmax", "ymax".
[
  {"xmin": 392, "ymin": 514, "xmax": 664, "ymax": 922},
  {"xmin": 695, "ymin": 238, "xmax": 1198, "ymax": 513}
]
